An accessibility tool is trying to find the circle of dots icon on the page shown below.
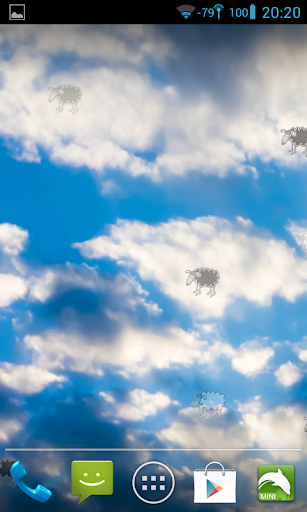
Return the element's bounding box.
[132,461,175,504]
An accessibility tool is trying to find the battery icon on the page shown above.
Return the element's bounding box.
[250,4,256,19]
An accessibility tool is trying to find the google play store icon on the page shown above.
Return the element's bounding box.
[194,462,236,503]
[207,479,223,498]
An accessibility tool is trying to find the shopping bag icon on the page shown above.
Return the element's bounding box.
[194,461,236,503]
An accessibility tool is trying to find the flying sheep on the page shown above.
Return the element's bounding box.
[294,233,307,260]
[185,267,220,297]
[48,84,82,114]
[281,126,307,155]
[247,371,276,396]
[192,390,226,420]
[0,459,16,488]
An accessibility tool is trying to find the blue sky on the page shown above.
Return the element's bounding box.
[0,23,307,511]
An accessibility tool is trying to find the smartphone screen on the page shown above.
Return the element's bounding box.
[0,6,306,510]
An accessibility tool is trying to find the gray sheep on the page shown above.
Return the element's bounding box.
[192,390,226,420]
[48,84,82,114]
[281,126,307,155]
[185,267,220,297]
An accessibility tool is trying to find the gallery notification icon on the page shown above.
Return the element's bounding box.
[9,5,25,20]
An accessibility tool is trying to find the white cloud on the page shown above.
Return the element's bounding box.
[0,49,165,175]
[73,216,307,318]
[24,324,231,377]
[0,46,264,180]
[0,223,28,256]
[39,463,61,477]
[274,361,303,387]
[19,320,277,383]
[231,341,274,375]
[0,223,29,308]
[12,311,33,330]
[158,407,249,463]
[181,465,194,476]
[32,453,65,477]
[100,388,176,421]
[29,263,161,315]
[0,418,23,442]
[101,179,123,197]
[152,97,255,179]
[29,263,109,302]
[237,400,305,461]
[158,399,306,463]
[0,52,255,179]
[293,340,307,363]
[0,273,27,307]
[0,25,173,63]
[99,392,115,404]
[29,270,56,302]
[286,220,307,239]
[298,350,307,362]
[2,26,307,183]
[0,224,161,313]
[0,363,66,394]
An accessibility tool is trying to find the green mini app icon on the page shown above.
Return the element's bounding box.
[71,460,113,504]
[258,465,294,501]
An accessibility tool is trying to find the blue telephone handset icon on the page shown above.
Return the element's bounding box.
[10,461,52,503]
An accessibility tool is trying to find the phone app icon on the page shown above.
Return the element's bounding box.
[258,465,294,501]
[71,460,113,504]
[10,461,52,503]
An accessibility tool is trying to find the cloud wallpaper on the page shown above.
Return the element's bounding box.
[0,23,307,510]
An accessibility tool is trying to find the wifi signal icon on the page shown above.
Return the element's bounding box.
[176,4,196,19]
[214,3,224,19]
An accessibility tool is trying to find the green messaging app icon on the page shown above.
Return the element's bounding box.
[258,465,294,501]
[71,460,113,504]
